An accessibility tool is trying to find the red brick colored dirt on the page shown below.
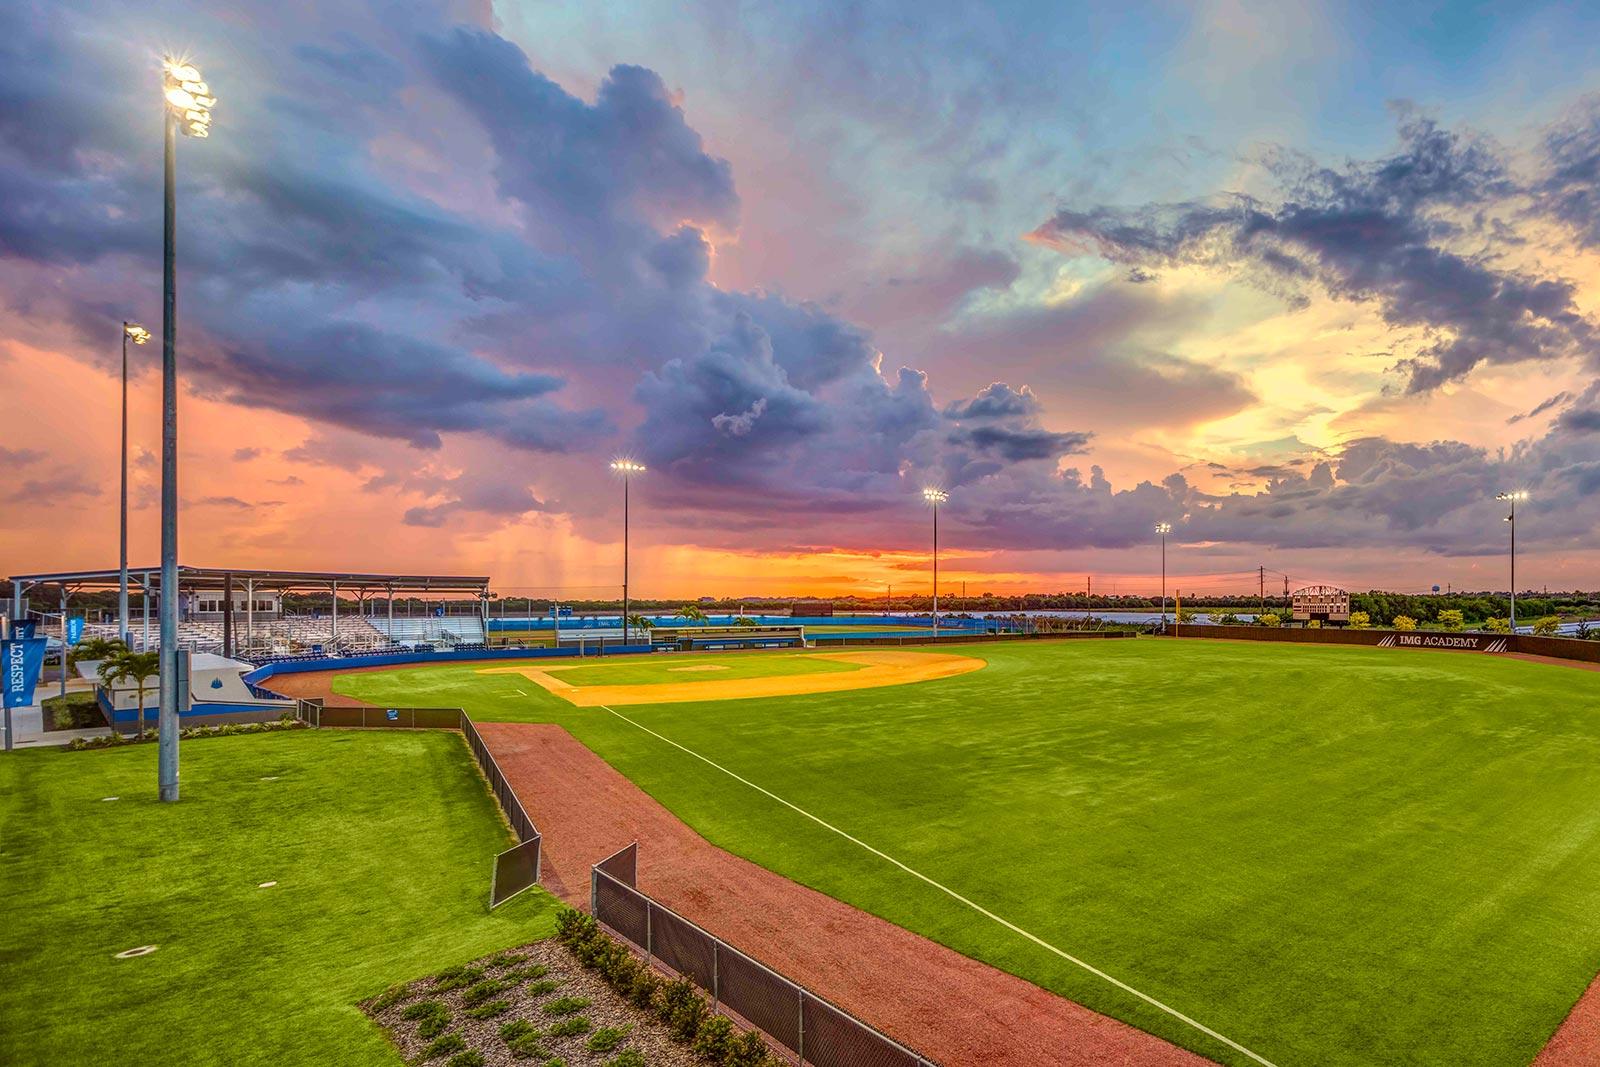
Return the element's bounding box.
[1534,971,1600,1067]
[478,720,1214,1067]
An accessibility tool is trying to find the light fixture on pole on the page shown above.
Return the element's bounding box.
[157,57,216,803]
[119,322,150,647]
[923,488,949,638]
[1495,491,1528,631]
[610,460,646,643]
[1155,522,1172,628]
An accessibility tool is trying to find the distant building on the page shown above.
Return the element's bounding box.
[1292,585,1350,624]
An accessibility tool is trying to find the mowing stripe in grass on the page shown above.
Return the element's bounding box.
[600,704,1279,1067]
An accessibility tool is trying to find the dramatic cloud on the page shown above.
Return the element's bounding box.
[1032,115,1598,392]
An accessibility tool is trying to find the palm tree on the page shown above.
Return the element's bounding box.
[677,604,708,624]
[626,613,655,632]
[70,635,128,670]
[99,650,160,738]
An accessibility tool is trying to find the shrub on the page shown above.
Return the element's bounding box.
[402,1000,451,1039]
[368,981,413,1014]
[1438,609,1465,632]
[1483,616,1510,633]
[624,967,661,1010]
[691,1015,735,1060]
[1348,611,1370,629]
[542,996,592,1016]
[724,1031,777,1067]
[434,966,487,993]
[423,1032,466,1059]
[466,1000,511,1020]
[1213,612,1240,626]
[526,979,561,997]
[1258,613,1281,628]
[504,963,551,983]
[656,977,708,1041]
[555,907,597,947]
[1392,615,1417,631]
[1533,615,1561,636]
[546,1017,591,1038]
[608,1052,647,1067]
[446,1053,485,1067]
[507,1033,551,1060]
[462,979,513,1007]
[43,691,102,730]
[1306,619,1322,629]
[586,1025,631,1054]
[499,1020,536,1042]
[486,951,529,969]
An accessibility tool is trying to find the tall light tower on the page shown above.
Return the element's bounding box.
[1496,491,1528,631]
[923,488,948,638]
[157,58,215,803]
[120,322,151,645]
[610,460,646,641]
[1155,522,1172,628]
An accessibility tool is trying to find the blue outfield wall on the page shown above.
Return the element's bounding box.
[242,643,654,688]
[484,613,993,633]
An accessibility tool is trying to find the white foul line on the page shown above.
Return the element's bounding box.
[600,704,1279,1067]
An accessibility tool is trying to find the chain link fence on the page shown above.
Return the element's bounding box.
[591,844,933,1067]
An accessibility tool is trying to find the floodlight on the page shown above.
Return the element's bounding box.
[610,459,646,474]
[164,59,215,138]
[923,487,948,504]
[1155,522,1172,534]
[124,323,151,345]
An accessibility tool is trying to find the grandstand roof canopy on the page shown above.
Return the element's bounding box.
[8,565,491,594]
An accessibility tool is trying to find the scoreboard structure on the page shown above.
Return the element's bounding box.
[1291,585,1351,624]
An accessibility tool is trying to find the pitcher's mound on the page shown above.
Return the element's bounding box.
[668,664,729,672]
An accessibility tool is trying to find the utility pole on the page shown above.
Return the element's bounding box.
[1258,566,1265,616]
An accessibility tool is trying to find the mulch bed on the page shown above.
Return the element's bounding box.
[367,939,698,1067]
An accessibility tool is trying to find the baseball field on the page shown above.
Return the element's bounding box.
[333,638,1600,1066]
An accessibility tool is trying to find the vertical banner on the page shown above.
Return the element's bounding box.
[3,638,47,708]
[11,619,37,641]
[66,616,85,645]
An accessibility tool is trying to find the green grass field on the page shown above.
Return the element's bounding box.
[338,639,1600,1066]
[539,650,862,687]
[0,730,558,1066]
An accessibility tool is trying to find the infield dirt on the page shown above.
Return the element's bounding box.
[476,648,986,706]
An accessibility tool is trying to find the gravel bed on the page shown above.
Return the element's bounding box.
[366,939,699,1067]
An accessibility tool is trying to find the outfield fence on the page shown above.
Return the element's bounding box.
[591,843,934,1067]
[293,698,541,906]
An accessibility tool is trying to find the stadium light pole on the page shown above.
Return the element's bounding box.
[611,460,646,642]
[923,488,948,638]
[1496,490,1528,631]
[157,58,215,803]
[119,322,151,645]
[1155,522,1172,628]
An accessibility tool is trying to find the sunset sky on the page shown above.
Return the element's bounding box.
[5,1,1600,599]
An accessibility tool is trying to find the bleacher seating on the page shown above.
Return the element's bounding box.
[367,615,487,646]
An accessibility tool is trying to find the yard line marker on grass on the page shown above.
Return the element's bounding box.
[601,704,1279,1067]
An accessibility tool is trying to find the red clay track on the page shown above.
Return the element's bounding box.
[478,721,1213,1067]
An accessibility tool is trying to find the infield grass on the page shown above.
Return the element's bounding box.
[0,730,559,1066]
[528,650,863,688]
[337,639,1600,1066]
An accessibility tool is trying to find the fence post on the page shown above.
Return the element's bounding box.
[645,902,653,965]
[796,990,805,1066]
[712,941,719,1013]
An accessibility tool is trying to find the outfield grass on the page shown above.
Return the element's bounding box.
[0,730,559,1066]
[536,650,863,688]
[338,639,1600,1066]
